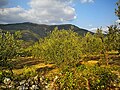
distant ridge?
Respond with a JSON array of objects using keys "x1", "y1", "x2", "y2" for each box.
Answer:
[{"x1": 0, "y1": 22, "x2": 93, "y2": 41}]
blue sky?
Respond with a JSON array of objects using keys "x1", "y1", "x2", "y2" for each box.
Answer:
[
  {"x1": 72, "y1": 0, "x2": 118, "y2": 29},
  {"x1": 0, "y1": 0, "x2": 119, "y2": 31}
]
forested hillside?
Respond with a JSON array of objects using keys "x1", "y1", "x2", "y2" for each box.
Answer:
[{"x1": 0, "y1": 22, "x2": 92, "y2": 41}]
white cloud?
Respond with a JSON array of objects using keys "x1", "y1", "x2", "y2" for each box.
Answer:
[
  {"x1": 89, "y1": 27, "x2": 108, "y2": 33},
  {"x1": 80, "y1": 0, "x2": 94, "y2": 3},
  {"x1": 116, "y1": 19, "x2": 120, "y2": 24},
  {"x1": 89, "y1": 27, "x2": 97, "y2": 32},
  {"x1": 0, "y1": 0, "x2": 76, "y2": 24},
  {"x1": 0, "y1": 6, "x2": 27, "y2": 24}
]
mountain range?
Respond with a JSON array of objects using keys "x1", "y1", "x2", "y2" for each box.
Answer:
[{"x1": 0, "y1": 22, "x2": 93, "y2": 41}]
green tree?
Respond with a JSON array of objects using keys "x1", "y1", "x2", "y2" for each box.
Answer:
[
  {"x1": 32, "y1": 28, "x2": 82, "y2": 67},
  {"x1": 95, "y1": 26, "x2": 120, "y2": 65},
  {"x1": 0, "y1": 31, "x2": 22, "y2": 69},
  {"x1": 95, "y1": 28, "x2": 109, "y2": 65},
  {"x1": 115, "y1": 0, "x2": 120, "y2": 19},
  {"x1": 106, "y1": 25, "x2": 120, "y2": 54},
  {"x1": 81, "y1": 32, "x2": 103, "y2": 56}
]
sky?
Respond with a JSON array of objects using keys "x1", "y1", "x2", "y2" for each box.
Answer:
[{"x1": 0, "y1": 0, "x2": 119, "y2": 31}]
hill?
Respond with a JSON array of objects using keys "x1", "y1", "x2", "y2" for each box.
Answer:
[{"x1": 0, "y1": 22, "x2": 92, "y2": 41}]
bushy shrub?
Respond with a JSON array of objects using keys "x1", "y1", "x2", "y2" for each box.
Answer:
[
  {"x1": 0, "y1": 31, "x2": 22, "y2": 67},
  {"x1": 22, "y1": 66, "x2": 37, "y2": 79},
  {"x1": 32, "y1": 28, "x2": 82, "y2": 67},
  {"x1": 55, "y1": 65, "x2": 120, "y2": 90},
  {"x1": 0, "y1": 70, "x2": 13, "y2": 83},
  {"x1": 81, "y1": 32, "x2": 103, "y2": 56}
]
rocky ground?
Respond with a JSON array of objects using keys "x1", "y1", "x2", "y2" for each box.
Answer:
[{"x1": 0, "y1": 75, "x2": 58, "y2": 90}]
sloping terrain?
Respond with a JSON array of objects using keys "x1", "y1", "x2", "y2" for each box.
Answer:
[{"x1": 0, "y1": 22, "x2": 92, "y2": 41}]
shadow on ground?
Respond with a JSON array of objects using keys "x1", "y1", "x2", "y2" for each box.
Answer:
[
  {"x1": 11, "y1": 57, "x2": 44, "y2": 69},
  {"x1": 36, "y1": 66, "x2": 55, "y2": 75}
]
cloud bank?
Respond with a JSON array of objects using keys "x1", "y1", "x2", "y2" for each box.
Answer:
[{"x1": 0, "y1": 0, "x2": 76, "y2": 24}]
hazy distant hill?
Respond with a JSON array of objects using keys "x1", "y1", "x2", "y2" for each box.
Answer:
[{"x1": 0, "y1": 22, "x2": 92, "y2": 41}]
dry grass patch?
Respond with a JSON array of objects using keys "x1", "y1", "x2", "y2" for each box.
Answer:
[{"x1": 12, "y1": 57, "x2": 54, "y2": 75}]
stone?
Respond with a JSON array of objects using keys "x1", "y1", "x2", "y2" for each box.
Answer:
[
  {"x1": 20, "y1": 80, "x2": 26, "y2": 85},
  {"x1": 17, "y1": 86, "x2": 25, "y2": 90},
  {"x1": 3, "y1": 77, "x2": 11, "y2": 85},
  {"x1": 0, "y1": 85, "x2": 7, "y2": 89},
  {"x1": 31, "y1": 85, "x2": 39, "y2": 90},
  {"x1": 25, "y1": 82, "x2": 29, "y2": 87},
  {"x1": 34, "y1": 75, "x2": 39, "y2": 81},
  {"x1": 34, "y1": 80, "x2": 39, "y2": 85}
]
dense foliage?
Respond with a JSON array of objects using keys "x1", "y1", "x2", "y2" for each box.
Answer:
[
  {"x1": 81, "y1": 32, "x2": 103, "y2": 55},
  {"x1": 115, "y1": 0, "x2": 120, "y2": 19},
  {"x1": 31, "y1": 28, "x2": 82, "y2": 67},
  {"x1": 55, "y1": 65, "x2": 120, "y2": 90},
  {"x1": 106, "y1": 25, "x2": 120, "y2": 53},
  {"x1": 29, "y1": 25, "x2": 120, "y2": 66},
  {"x1": 0, "y1": 31, "x2": 22, "y2": 67}
]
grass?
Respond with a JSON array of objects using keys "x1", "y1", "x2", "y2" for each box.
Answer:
[
  {"x1": 11, "y1": 57, "x2": 55, "y2": 75},
  {"x1": 12, "y1": 58, "x2": 97, "y2": 75},
  {"x1": 8, "y1": 53, "x2": 120, "y2": 76},
  {"x1": 0, "y1": 54, "x2": 120, "y2": 90}
]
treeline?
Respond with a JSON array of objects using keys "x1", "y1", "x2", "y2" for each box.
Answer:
[
  {"x1": 30, "y1": 25, "x2": 120, "y2": 66},
  {"x1": 0, "y1": 25, "x2": 120, "y2": 68}
]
